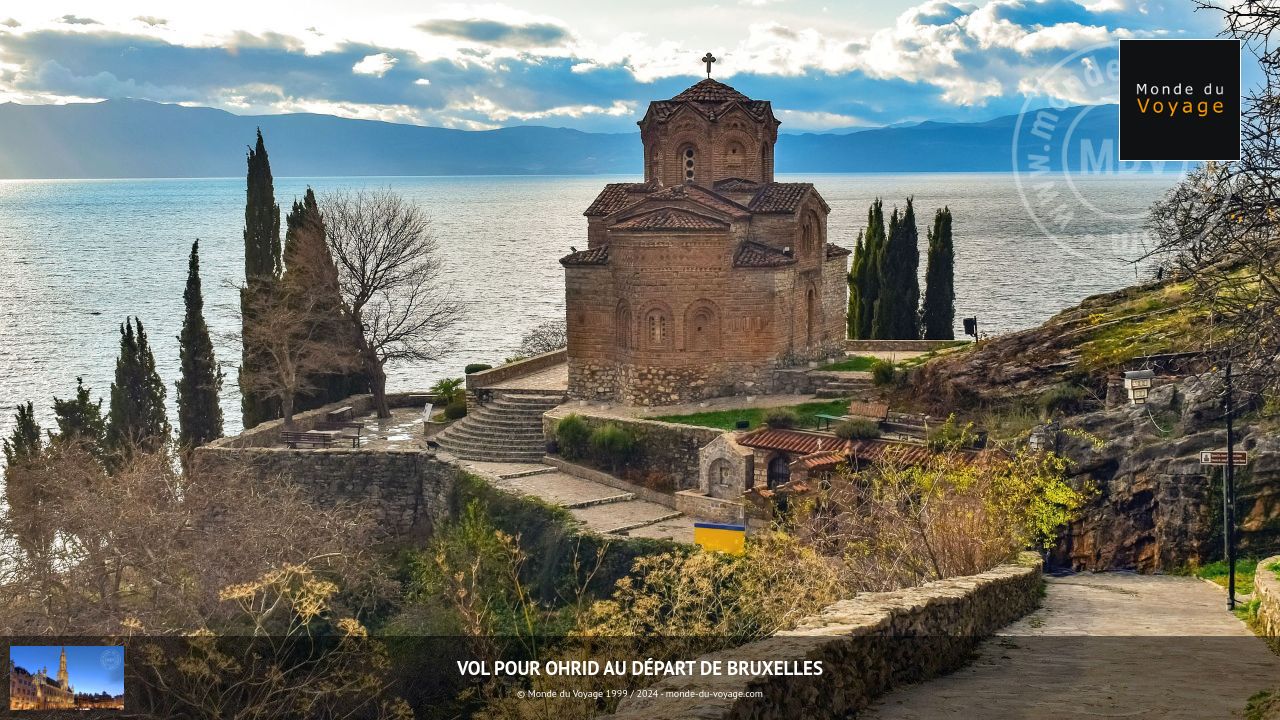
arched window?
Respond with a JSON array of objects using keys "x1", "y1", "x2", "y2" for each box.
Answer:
[
  {"x1": 801, "y1": 210, "x2": 821, "y2": 255},
  {"x1": 682, "y1": 146, "x2": 696, "y2": 182},
  {"x1": 725, "y1": 140, "x2": 745, "y2": 169},
  {"x1": 685, "y1": 302, "x2": 720, "y2": 352},
  {"x1": 616, "y1": 303, "x2": 632, "y2": 350},
  {"x1": 646, "y1": 309, "x2": 670, "y2": 348},
  {"x1": 805, "y1": 286, "x2": 817, "y2": 345},
  {"x1": 710, "y1": 458, "x2": 732, "y2": 488},
  {"x1": 767, "y1": 455, "x2": 790, "y2": 489}
]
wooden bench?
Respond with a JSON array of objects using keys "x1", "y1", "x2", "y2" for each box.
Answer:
[
  {"x1": 312, "y1": 421, "x2": 364, "y2": 447},
  {"x1": 280, "y1": 430, "x2": 339, "y2": 449}
]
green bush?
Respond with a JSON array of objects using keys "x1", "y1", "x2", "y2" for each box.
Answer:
[
  {"x1": 430, "y1": 377, "x2": 465, "y2": 404},
  {"x1": 833, "y1": 418, "x2": 881, "y2": 440},
  {"x1": 588, "y1": 422, "x2": 635, "y2": 471},
  {"x1": 870, "y1": 359, "x2": 896, "y2": 386},
  {"x1": 444, "y1": 397, "x2": 467, "y2": 420},
  {"x1": 1038, "y1": 383, "x2": 1089, "y2": 417},
  {"x1": 555, "y1": 414, "x2": 591, "y2": 461},
  {"x1": 464, "y1": 363, "x2": 493, "y2": 375},
  {"x1": 763, "y1": 408, "x2": 799, "y2": 429},
  {"x1": 928, "y1": 413, "x2": 976, "y2": 451}
]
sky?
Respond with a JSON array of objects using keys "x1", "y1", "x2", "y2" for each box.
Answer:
[
  {"x1": 9, "y1": 645, "x2": 125, "y2": 696},
  {"x1": 0, "y1": 0, "x2": 1229, "y2": 132}
]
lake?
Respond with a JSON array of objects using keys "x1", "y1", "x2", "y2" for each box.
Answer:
[{"x1": 0, "y1": 172, "x2": 1177, "y2": 441}]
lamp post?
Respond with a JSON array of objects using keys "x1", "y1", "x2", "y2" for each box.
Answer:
[{"x1": 1224, "y1": 358, "x2": 1237, "y2": 611}]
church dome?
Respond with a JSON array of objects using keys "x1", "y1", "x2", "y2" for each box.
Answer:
[{"x1": 669, "y1": 78, "x2": 752, "y2": 103}]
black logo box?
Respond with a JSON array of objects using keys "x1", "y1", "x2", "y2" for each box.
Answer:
[{"x1": 1119, "y1": 39, "x2": 1241, "y2": 162}]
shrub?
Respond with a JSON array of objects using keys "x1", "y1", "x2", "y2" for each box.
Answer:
[
  {"x1": 763, "y1": 408, "x2": 799, "y2": 429},
  {"x1": 430, "y1": 377, "x2": 464, "y2": 404},
  {"x1": 833, "y1": 418, "x2": 881, "y2": 440},
  {"x1": 870, "y1": 359, "x2": 896, "y2": 386},
  {"x1": 1038, "y1": 383, "x2": 1089, "y2": 417},
  {"x1": 464, "y1": 363, "x2": 492, "y2": 375},
  {"x1": 588, "y1": 423, "x2": 635, "y2": 471},
  {"x1": 444, "y1": 397, "x2": 467, "y2": 420},
  {"x1": 555, "y1": 414, "x2": 591, "y2": 461},
  {"x1": 928, "y1": 413, "x2": 976, "y2": 451}
]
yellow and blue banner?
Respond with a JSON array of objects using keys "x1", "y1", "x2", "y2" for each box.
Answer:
[{"x1": 693, "y1": 522, "x2": 746, "y2": 555}]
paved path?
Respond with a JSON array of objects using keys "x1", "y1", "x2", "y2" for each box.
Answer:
[
  {"x1": 865, "y1": 572, "x2": 1280, "y2": 719},
  {"x1": 461, "y1": 461, "x2": 694, "y2": 543}
]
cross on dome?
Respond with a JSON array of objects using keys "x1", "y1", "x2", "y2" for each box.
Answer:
[{"x1": 702, "y1": 52, "x2": 716, "y2": 78}]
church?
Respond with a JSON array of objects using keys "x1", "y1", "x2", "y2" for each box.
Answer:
[{"x1": 561, "y1": 59, "x2": 850, "y2": 406}]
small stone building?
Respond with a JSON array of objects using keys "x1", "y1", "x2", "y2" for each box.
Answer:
[{"x1": 561, "y1": 76, "x2": 850, "y2": 406}]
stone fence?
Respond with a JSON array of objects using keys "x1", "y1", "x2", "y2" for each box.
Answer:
[
  {"x1": 600, "y1": 553, "x2": 1043, "y2": 720},
  {"x1": 191, "y1": 444, "x2": 457, "y2": 540},
  {"x1": 206, "y1": 393, "x2": 428, "y2": 449},
  {"x1": 1257, "y1": 555, "x2": 1280, "y2": 649},
  {"x1": 467, "y1": 348, "x2": 567, "y2": 390},
  {"x1": 845, "y1": 339, "x2": 970, "y2": 352},
  {"x1": 543, "y1": 407, "x2": 722, "y2": 491}
]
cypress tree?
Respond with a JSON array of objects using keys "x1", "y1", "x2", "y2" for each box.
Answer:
[
  {"x1": 2, "y1": 402, "x2": 42, "y2": 468},
  {"x1": 922, "y1": 207, "x2": 956, "y2": 340},
  {"x1": 177, "y1": 239, "x2": 225, "y2": 449},
  {"x1": 3, "y1": 402, "x2": 51, "y2": 558},
  {"x1": 240, "y1": 129, "x2": 282, "y2": 429},
  {"x1": 847, "y1": 230, "x2": 864, "y2": 339},
  {"x1": 871, "y1": 198, "x2": 922, "y2": 340},
  {"x1": 283, "y1": 188, "x2": 369, "y2": 411},
  {"x1": 107, "y1": 318, "x2": 171, "y2": 464},
  {"x1": 852, "y1": 199, "x2": 886, "y2": 339},
  {"x1": 52, "y1": 377, "x2": 107, "y2": 456}
]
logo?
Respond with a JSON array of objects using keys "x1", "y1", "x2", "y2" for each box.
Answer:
[{"x1": 1119, "y1": 39, "x2": 1241, "y2": 162}]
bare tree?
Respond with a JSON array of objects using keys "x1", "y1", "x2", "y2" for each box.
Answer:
[
  {"x1": 1144, "y1": 2, "x2": 1280, "y2": 398},
  {"x1": 323, "y1": 189, "x2": 464, "y2": 418},
  {"x1": 233, "y1": 281, "x2": 361, "y2": 425},
  {"x1": 515, "y1": 319, "x2": 567, "y2": 358}
]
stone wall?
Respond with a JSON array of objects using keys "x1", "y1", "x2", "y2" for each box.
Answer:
[
  {"x1": 845, "y1": 339, "x2": 969, "y2": 352},
  {"x1": 544, "y1": 407, "x2": 722, "y2": 491},
  {"x1": 208, "y1": 393, "x2": 426, "y2": 449},
  {"x1": 467, "y1": 349, "x2": 567, "y2": 391},
  {"x1": 1257, "y1": 555, "x2": 1280, "y2": 649},
  {"x1": 600, "y1": 553, "x2": 1043, "y2": 720},
  {"x1": 191, "y1": 445, "x2": 458, "y2": 540}
]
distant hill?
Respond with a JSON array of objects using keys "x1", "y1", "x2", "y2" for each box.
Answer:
[{"x1": 0, "y1": 99, "x2": 1119, "y2": 179}]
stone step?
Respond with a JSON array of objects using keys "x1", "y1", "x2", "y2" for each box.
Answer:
[
  {"x1": 499, "y1": 466, "x2": 558, "y2": 480},
  {"x1": 464, "y1": 413, "x2": 546, "y2": 429},
  {"x1": 436, "y1": 445, "x2": 546, "y2": 463},
  {"x1": 569, "y1": 500, "x2": 683, "y2": 535},
  {"x1": 494, "y1": 393, "x2": 565, "y2": 405},
  {"x1": 444, "y1": 424, "x2": 545, "y2": 442},
  {"x1": 438, "y1": 433, "x2": 542, "y2": 451}
]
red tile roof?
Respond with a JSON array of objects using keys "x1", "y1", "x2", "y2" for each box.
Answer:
[
  {"x1": 560, "y1": 246, "x2": 609, "y2": 266},
  {"x1": 738, "y1": 428, "x2": 846, "y2": 455},
  {"x1": 672, "y1": 78, "x2": 751, "y2": 103},
  {"x1": 584, "y1": 182, "x2": 655, "y2": 216},
  {"x1": 794, "y1": 450, "x2": 848, "y2": 471},
  {"x1": 613, "y1": 208, "x2": 729, "y2": 231},
  {"x1": 646, "y1": 183, "x2": 749, "y2": 216},
  {"x1": 826, "y1": 242, "x2": 852, "y2": 259},
  {"x1": 748, "y1": 183, "x2": 817, "y2": 213},
  {"x1": 733, "y1": 240, "x2": 795, "y2": 268},
  {"x1": 713, "y1": 177, "x2": 762, "y2": 193}
]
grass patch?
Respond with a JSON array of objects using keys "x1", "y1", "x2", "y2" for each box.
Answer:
[
  {"x1": 1194, "y1": 557, "x2": 1259, "y2": 595},
  {"x1": 820, "y1": 355, "x2": 879, "y2": 372},
  {"x1": 655, "y1": 399, "x2": 851, "y2": 432}
]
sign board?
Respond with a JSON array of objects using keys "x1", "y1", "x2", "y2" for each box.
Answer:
[
  {"x1": 1200, "y1": 450, "x2": 1248, "y2": 466},
  {"x1": 693, "y1": 522, "x2": 746, "y2": 555}
]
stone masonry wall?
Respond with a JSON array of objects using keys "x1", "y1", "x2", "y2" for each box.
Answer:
[
  {"x1": 191, "y1": 445, "x2": 458, "y2": 540},
  {"x1": 600, "y1": 553, "x2": 1043, "y2": 720},
  {"x1": 543, "y1": 407, "x2": 722, "y2": 491},
  {"x1": 1257, "y1": 555, "x2": 1280, "y2": 649}
]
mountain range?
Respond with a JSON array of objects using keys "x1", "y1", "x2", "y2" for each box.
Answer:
[{"x1": 0, "y1": 99, "x2": 1120, "y2": 179}]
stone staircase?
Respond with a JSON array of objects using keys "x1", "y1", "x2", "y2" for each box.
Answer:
[
  {"x1": 435, "y1": 391, "x2": 564, "y2": 463},
  {"x1": 812, "y1": 371, "x2": 874, "y2": 398}
]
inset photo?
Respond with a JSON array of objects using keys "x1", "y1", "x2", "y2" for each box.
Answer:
[{"x1": 9, "y1": 646, "x2": 125, "y2": 711}]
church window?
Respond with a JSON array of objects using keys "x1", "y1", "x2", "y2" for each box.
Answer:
[
  {"x1": 616, "y1": 304, "x2": 632, "y2": 350},
  {"x1": 646, "y1": 309, "x2": 670, "y2": 348},
  {"x1": 685, "y1": 303, "x2": 719, "y2": 352},
  {"x1": 683, "y1": 146, "x2": 696, "y2": 181}
]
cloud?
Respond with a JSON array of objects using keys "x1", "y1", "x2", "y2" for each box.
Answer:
[
  {"x1": 134, "y1": 16, "x2": 167, "y2": 27},
  {"x1": 416, "y1": 18, "x2": 571, "y2": 48},
  {"x1": 56, "y1": 15, "x2": 100, "y2": 26},
  {"x1": 0, "y1": 0, "x2": 1223, "y2": 132},
  {"x1": 1, "y1": 18, "x2": 20, "y2": 29},
  {"x1": 352, "y1": 53, "x2": 397, "y2": 76}
]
